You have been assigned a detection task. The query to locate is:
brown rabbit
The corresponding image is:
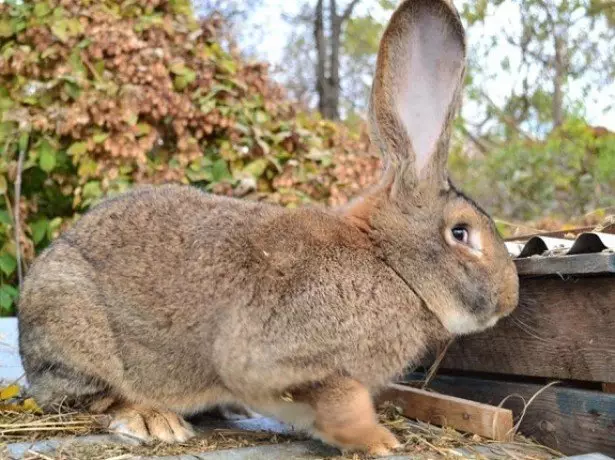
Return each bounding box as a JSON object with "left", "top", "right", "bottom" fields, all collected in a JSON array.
[{"left": 18, "top": 0, "right": 518, "bottom": 455}]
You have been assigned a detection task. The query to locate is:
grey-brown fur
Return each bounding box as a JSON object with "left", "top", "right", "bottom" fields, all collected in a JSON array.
[{"left": 18, "top": 0, "right": 518, "bottom": 455}]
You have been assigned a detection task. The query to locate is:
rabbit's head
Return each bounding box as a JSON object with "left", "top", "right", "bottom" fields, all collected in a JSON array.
[{"left": 348, "top": 0, "right": 518, "bottom": 335}]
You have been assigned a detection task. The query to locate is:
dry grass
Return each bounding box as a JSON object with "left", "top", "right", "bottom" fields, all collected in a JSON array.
[
  {"left": 15, "top": 429, "right": 294, "bottom": 460},
  {"left": 372, "top": 402, "right": 561, "bottom": 460},
  {"left": 0, "top": 410, "right": 107, "bottom": 442},
  {"left": 0, "top": 403, "right": 561, "bottom": 460}
]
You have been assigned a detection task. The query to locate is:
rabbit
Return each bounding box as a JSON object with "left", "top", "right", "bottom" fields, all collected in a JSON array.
[{"left": 17, "top": 0, "right": 519, "bottom": 456}]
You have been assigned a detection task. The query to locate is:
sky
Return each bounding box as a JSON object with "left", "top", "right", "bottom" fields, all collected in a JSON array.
[{"left": 237, "top": 0, "right": 615, "bottom": 131}]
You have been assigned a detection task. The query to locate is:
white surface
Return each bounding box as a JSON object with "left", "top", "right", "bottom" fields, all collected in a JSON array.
[{"left": 0, "top": 317, "right": 25, "bottom": 383}]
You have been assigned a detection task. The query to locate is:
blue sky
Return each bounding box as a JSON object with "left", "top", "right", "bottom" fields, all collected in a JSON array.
[{"left": 239, "top": 0, "right": 615, "bottom": 130}]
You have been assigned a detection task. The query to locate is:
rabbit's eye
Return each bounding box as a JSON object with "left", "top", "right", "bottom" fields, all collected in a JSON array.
[{"left": 451, "top": 226, "right": 469, "bottom": 244}]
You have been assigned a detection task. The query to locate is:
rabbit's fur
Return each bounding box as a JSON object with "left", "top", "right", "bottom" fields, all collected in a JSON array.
[{"left": 18, "top": 0, "right": 518, "bottom": 455}]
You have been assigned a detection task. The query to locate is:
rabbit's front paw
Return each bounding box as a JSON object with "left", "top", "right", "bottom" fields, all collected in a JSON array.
[{"left": 108, "top": 405, "right": 195, "bottom": 443}]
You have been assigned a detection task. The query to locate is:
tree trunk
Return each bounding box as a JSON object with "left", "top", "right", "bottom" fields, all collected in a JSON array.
[
  {"left": 328, "top": 0, "right": 342, "bottom": 120},
  {"left": 313, "top": 0, "right": 361, "bottom": 120},
  {"left": 552, "top": 34, "right": 566, "bottom": 128},
  {"left": 314, "top": 0, "right": 331, "bottom": 117}
]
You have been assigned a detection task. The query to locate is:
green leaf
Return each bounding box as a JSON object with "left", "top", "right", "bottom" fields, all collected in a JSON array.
[
  {"left": 169, "top": 63, "right": 190, "bottom": 75},
  {"left": 0, "top": 253, "right": 17, "bottom": 276},
  {"left": 217, "top": 59, "right": 237, "bottom": 75},
  {"left": 173, "top": 69, "right": 196, "bottom": 91},
  {"left": 67, "top": 141, "right": 87, "bottom": 157},
  {"left": 47, "top": 217, "right": 63, "bottom": 240},
  {"left": 0, "top": 176, "right": 7, "bottom": 195},
  {"left": 77, "top": 157, "right": 98, "bottom": 178},
  {"left": 243, "top": 158, "right": 268, "bottom": 178},
  {"left": 135, "top": 123, "right": 152, "bottom": 137},
  {"left": 68, "top": 51, "right": 87, "bottom": 78},
  {"left": 211, "top": 159, "right": 231, "bottom": 182},
  {"left": 92, "top": 133, "right": 109, "bottom": 144},
  {"left": 0, "top": 284, "right": 18, "bottom": 313},
  {"left": 64, "top": 81, "right": 81, "bottom": 100},
  {"left": 50, "top": 18, "right": 84, "bottom": 43},
  {"left": 30, "top": 218, "right": 49, "bottom": 244},
  {"left": 0, "top": 211, "right": 11, "bottom": 226},
  {"left": 0, "top": 20, "right": 15, "bottom": 39},
  {"left": 82, "top": 181, "right": 102, "bottom": 199},
  {"left": 0, "top": 284, "right": 18, "bottom": 299},
  {"left": 34, "top": 2, "right": 52, "bottom": 17},
  {"left": 0, "top": 287, "right": 14, "bottom": 313},
  {"left": 38, "top": 139, "right": 57, "bottom": 173},
  {"left": 77, "top": 38, "right": 91, "bottom": 49}
]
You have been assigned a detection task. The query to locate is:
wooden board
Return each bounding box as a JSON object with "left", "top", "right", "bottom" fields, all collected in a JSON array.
[
  {"left": 430, "top": 276, "right": 615, "bottom": 383},
  {"left": 413, "top": 374, "right": 615, "bottom": 456},
  {"left": 603, "top": 383, "right": 615, "bottom": 394},
  {"left": 377, "top": 384, "right": 514, "bottom": 441},
  {"left": 514, "top": 254, "right": 615, "bottom": 276}
]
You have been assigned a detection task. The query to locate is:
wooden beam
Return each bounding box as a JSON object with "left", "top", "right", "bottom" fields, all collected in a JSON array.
[
  {"left": 376, "top": 384, "right": 514, "bottom": 441},
  {"left": 603, "top": 383, "right": 615, "bottom": 394},
  {"left": 431, "top": 276, "right": 615, "bottom": 382},
  {"left": 514, "top": 253, "right": 615, "bottom": 276},
  {"left": 416, "top": 374, "right": 615, "bottom": 456}
]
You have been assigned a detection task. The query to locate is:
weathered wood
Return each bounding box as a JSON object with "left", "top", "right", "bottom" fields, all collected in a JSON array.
[
  {"left": 377, "top": 384, "right": 514, "bottom": 441},
  {"left": 514, "top": 254, "right": 615, "bottom": 276},
  {"left": 416, "top": 374, "right": 615, "bottom": 456},
  {"left": 433, "top": 276, "right": 615, "bottom": 383},
  {"left": 603, "top": 383, "right": 615, "bottom": 394}
]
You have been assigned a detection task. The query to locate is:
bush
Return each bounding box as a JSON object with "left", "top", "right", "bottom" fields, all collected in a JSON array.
[
  {"left": 0, "top": 0, "right": 379, "bottom": 315},
  {"left": 450, "top": 118, "right": 615, "bottom": 227}
]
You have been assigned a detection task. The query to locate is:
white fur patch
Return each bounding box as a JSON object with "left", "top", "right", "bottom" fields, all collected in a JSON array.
[
  {"left": 438, "top": 309, "right": 483, "bottom": 335},
  {"left": 251, "top": 400, "right": 315, "bottom": 432},
  {"left": 440, "top": 310, "right": 502, "bottom": 335}
]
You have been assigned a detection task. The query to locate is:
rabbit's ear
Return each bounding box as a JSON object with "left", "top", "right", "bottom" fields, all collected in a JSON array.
[{"left": 369, "top": 0, "right": 465, "bottom": 190}]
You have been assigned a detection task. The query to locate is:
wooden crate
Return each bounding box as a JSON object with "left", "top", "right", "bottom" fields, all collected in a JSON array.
[
  {"left": 416, "top": 374, "right": 615, "bottom": 456},
  {"left": 439, "top": 274, "right": 615, "bottom": 383},
  {"left": 417, "top": 255, "right": 615, "bottom": 455}
]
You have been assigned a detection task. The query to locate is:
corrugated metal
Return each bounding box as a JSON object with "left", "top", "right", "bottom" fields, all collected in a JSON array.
[
  {"left": 505, "top": 229, "right": 615, "bottom": 276},
  {"left": 506, "top": 232, "right": 615, "bottom": 258}
]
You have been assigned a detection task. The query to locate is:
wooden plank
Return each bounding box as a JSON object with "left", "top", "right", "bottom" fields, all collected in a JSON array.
[
  {"left": 603, "top": 383, "right": 615, "bottom": 394},
  {"left": 414, "top": 374, "right": 615, "bottom": 456},
  {"left": 377, "top": 384, "right": 514, "bottom": 441},
  {"left": 514, "top": 253, "right": 615, "bottom": 276},
  {"left": 431, "top": 276, "right": 615, "bottom": 382}
]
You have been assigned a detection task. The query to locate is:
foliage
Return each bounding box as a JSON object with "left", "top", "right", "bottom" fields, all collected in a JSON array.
[
  {"left": 460, "top": 0, "right": 615, "bottom": 136},
  {"left": 450, "top": 117, "right": 615, "bottom": 223},
  {"left": 0, "top": 0, "right": 380, "bottom": 316}
]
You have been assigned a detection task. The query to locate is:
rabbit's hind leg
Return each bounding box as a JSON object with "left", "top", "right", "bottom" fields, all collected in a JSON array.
[
  {"left": 24, "top": 360, "right": 195, "bottom": 443},
  {"left": 107, "top": 403, "right": 195, "bottom": 443},
  {"left": 24, "top": 359, "right": 112, "bottom": 412}
]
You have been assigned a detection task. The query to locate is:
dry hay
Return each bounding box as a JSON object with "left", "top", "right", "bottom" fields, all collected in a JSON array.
[
  {"left": 10, "top": 428, "right": 294, "bottom": 460},
  {"left": 0, "top": 401, "right": 562, "bottom": 460}
]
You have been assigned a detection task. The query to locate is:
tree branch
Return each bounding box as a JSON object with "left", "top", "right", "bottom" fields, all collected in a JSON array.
[
  {"left": 458, "top": 124, "right": 492, "bottom": 155},
  {"left": 14, "top": 133, "right": 28, "bottom": 290},
  {"left": 340, "top": 0, "right": 361, "bottom": 23},
  {"left": 504, "top": 33, "right": 552, "bottom": 67},
  {"left": 479, "top": 90, "right": 535, "bottom": 141}
]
